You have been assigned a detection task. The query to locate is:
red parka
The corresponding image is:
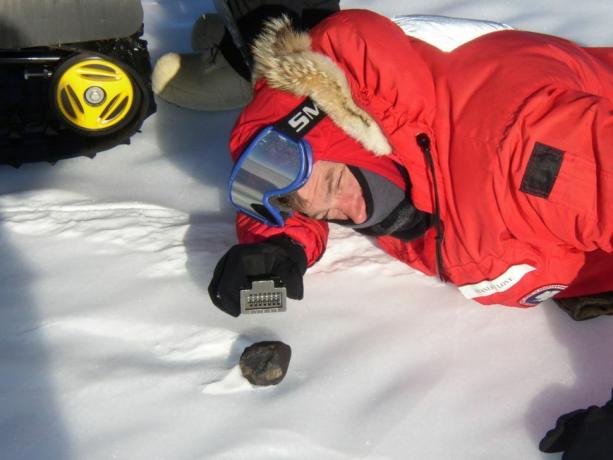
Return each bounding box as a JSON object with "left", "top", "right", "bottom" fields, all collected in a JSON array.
[{"left": 228, "top": 9, "right": 613, "bottom": 308}]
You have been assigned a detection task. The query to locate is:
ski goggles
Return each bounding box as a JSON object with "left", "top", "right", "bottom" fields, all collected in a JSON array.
[{"left": 228, "top": 98, "right": 326, "bottom": 227}]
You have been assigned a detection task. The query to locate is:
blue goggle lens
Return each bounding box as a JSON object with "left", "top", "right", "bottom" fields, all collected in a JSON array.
[{"left": 228, "top": 126, "right": 312, "bottom": 227}]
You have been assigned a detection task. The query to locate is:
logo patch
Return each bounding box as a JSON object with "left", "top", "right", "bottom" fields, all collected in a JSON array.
[{"left": 520, "top": 284, "right": 568, "bottom": 306}]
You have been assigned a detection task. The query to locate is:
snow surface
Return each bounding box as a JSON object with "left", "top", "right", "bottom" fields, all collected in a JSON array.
[{"left": 2, "top": 1, "right": 613, "bottom": 459}]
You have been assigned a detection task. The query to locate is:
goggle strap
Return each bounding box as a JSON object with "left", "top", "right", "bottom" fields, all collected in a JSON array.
[{"left": 273, "top": 97, "right": 327, "bottom": 141}]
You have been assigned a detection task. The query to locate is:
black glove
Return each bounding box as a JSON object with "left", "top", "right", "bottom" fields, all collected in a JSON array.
[
  {"left": 208, "top": 235, "right": 307, "bottom": 317},
  {"left": 540, "top": 389, "right": 613, "bottom": 459}
]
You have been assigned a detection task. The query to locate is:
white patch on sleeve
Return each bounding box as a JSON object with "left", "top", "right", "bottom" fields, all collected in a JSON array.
[{"left": 458, "top": 264, "right": 536, "bottom": 300}]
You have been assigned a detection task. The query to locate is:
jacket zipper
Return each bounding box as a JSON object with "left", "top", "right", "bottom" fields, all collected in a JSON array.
[{"left": 416, "top": 133, "right": 447, "bottom": 282}]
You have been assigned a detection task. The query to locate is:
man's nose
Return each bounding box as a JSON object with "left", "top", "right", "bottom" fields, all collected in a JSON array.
[{"left": 339, "top": 195, "right": 364, "bottom": 224}]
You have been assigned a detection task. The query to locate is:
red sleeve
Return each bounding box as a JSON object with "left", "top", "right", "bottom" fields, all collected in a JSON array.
[
  {"left": 501, "top": 88, "right": 613, "bottom": 254},
  {"left": 460, "top": 248, "right": 582, "bottom": 308},
  {"left": 466, "top": 88, "right": 613, "bottom": 306},
  {"left": 236, "top": 212, "right": 328, "bottom": 267}
]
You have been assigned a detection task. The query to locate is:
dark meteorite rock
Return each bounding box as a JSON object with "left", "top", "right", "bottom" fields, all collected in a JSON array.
[{"left": 239, "top": 341, "right": 291, "bottom": 386}]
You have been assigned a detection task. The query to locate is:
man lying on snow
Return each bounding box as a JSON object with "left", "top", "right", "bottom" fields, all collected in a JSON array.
[{"left": 208, "top": 9, "right": 613, "bottom": 321}]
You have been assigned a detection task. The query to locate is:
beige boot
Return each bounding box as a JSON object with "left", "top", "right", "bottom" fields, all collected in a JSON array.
[
  {"left": 152, "top": 13, "right": 252, "bottom": 111},
  {"left": 152, "top": 49, "right": 252, "bottom": 111}
]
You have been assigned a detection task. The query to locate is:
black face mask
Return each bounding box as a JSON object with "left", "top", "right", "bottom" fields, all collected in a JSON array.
[
  {"left": 329, "top": 165, "right": 432, "bottom": 242},
  {"left": 353, "top": 200, "right": 432, "bottom": 241}
]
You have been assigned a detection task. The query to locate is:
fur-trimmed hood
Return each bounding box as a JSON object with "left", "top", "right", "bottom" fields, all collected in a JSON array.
[
  {"left": 231, "top": 9, "right": 439, "bottom": 214},
  {"left": 251, "top": 15, "right": 392, "bottom": 156}
]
